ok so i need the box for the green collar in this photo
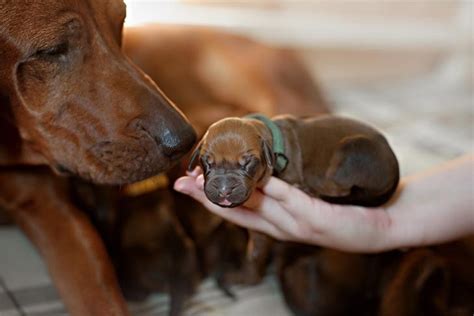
[245,113,289,173]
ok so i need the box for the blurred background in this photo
[0,1,472,315]
[124,0,473,175]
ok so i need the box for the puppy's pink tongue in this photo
[220,199,232,206]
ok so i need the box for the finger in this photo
[242,189,304,239]
[196,174,204,190]
[174,176,286,238]
[260,177,320,218]
[261,177,303,204]
[186,166,203,177]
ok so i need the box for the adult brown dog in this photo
[0,1,196,182]
[189,114,399,208]
[1,1,196,315]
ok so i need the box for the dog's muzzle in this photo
[204,173,252,208]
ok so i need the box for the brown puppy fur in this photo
[117,190,200,316]
[190,114,399,208]
[379,249,450,316]
[188,114,399,315]
[0,2,196,184]
[70,180,202,316]
[278,238,474,316]
[173,193,271,294]
[276,244,383,316]
[380,238,474,316]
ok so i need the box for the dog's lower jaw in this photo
[205,190,251,208]
[74,139,188,185]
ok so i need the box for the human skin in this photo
[174,154,474,253]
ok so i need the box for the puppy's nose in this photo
[218,186,233,198]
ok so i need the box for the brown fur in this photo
[0,169,129,316]
[190,114,399,207]
[117,190,200,316]
[278,238,474,316]
[1,2,198,315]
[190,114,400,316]
[0,2,196,183]
[123,25,329,137]
[109,24,331,300]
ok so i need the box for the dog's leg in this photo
[0,170,129,316]
[308,135,386,198]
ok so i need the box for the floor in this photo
[0,58,472,315]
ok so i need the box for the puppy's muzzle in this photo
[204,174,251,207]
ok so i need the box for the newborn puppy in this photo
[173,194,273,294]
[379,249,450,316]
[275,243,382,316]
[189,114,399,208]
[117,190,201,316]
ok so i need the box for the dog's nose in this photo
[128,107,196,160]
[158,123,196,159]
[218,186,233,198]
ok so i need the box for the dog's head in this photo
[188,118,274,207]
[0,0,196,184]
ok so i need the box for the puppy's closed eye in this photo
[241,156,260,175]
[200,154,214,173]
[239,155,252,167]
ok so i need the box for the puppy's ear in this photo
[187,141,203,172]
[262,140,274,169]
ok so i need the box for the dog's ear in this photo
[262,140,274,169]
[187,141,203,172]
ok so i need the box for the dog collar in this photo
[245,113,289,173]
[122,173,169,196]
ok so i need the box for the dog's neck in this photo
[273,118,305,186]
[245,114,289,174]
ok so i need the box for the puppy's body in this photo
[190,114,400,316]
[192,114,399,208]
[70,181,201,316]
[117,190,200,316]
[277,239,474,316]
[274,115,399,206]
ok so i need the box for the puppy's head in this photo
[0,0,196,184]
[188,118,274,207]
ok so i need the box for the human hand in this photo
[174,167,394,253]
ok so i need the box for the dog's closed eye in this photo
[239,155,251,167]
[34,42,69,61]
[241,155,260,175]
[201,155,214,173]
[29,19,82,63]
